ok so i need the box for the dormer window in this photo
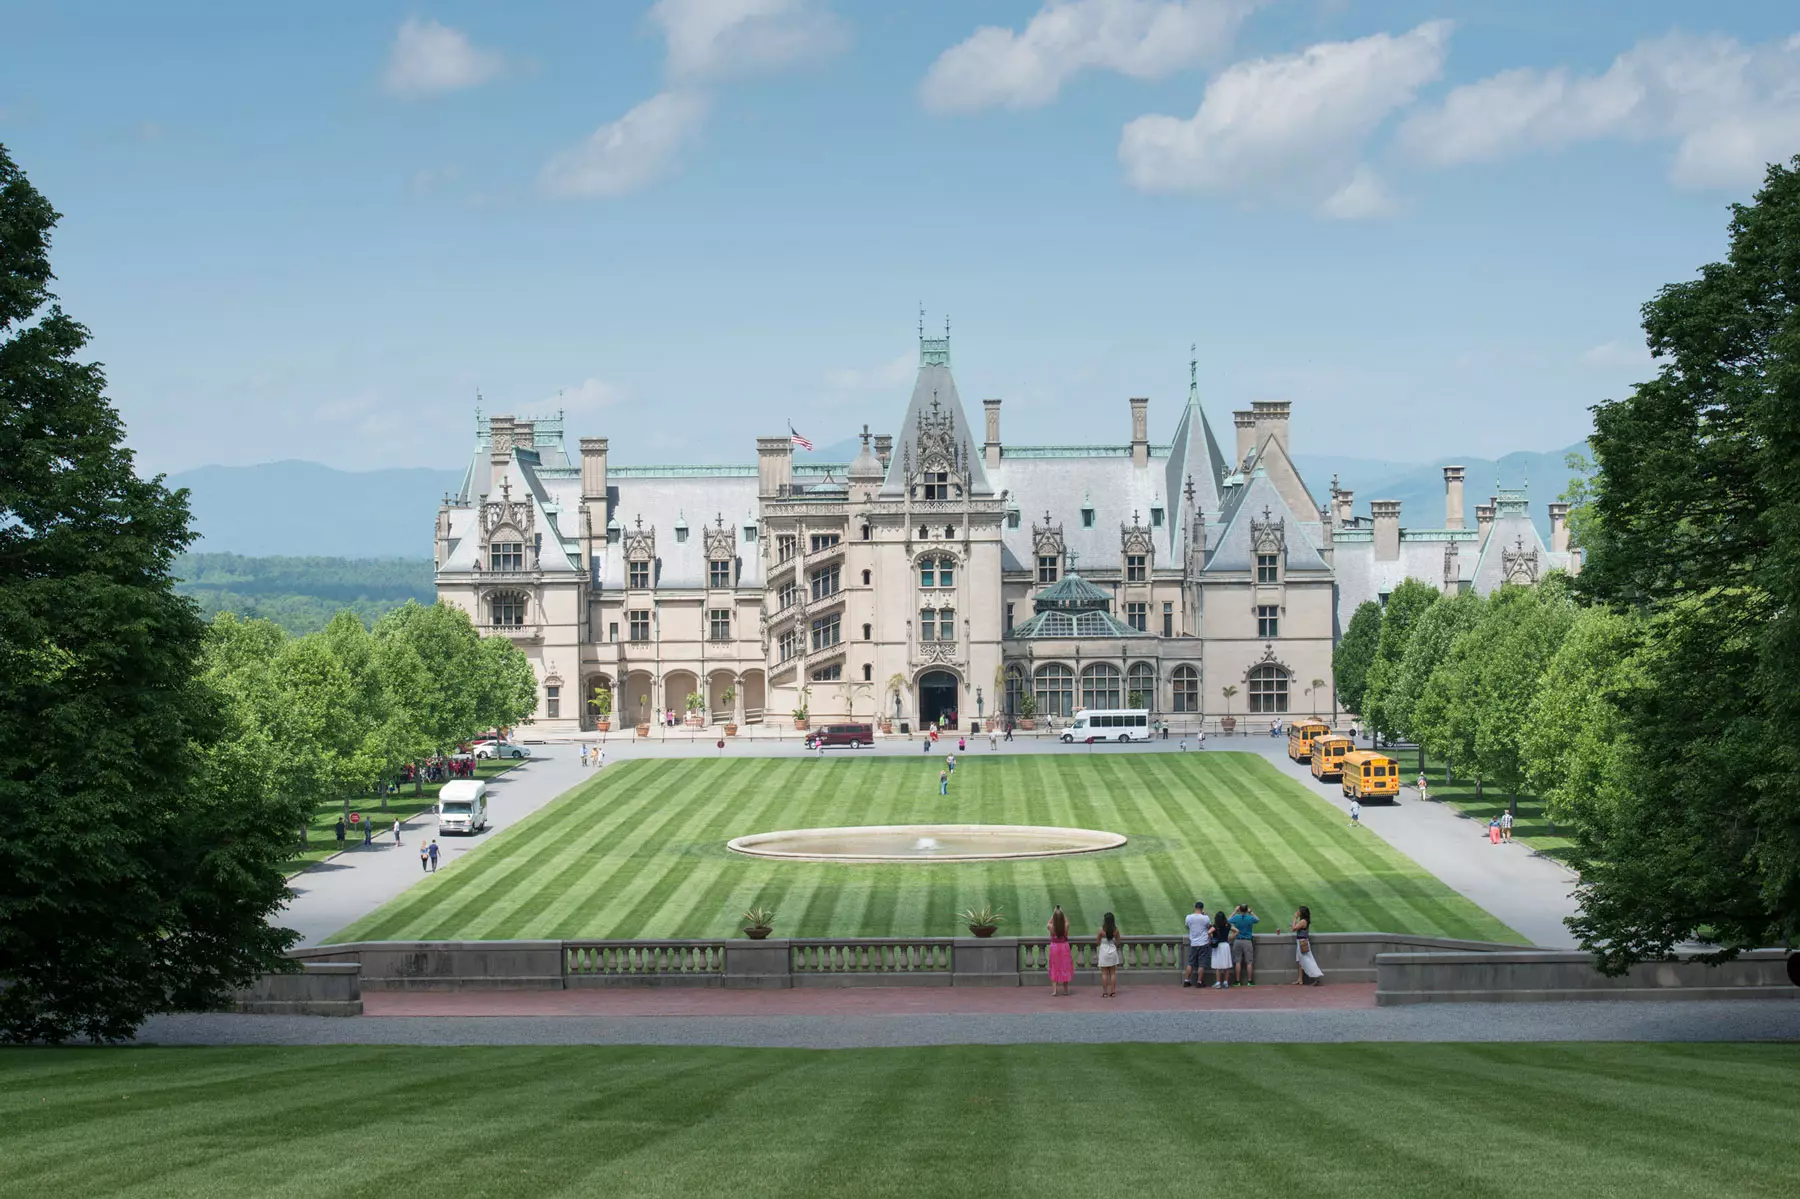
[1007,510,1021,529]
[1126,554,1147,583]
[709,559,733,589]
[923,471,950,501]
[1256,553,1279,584]
[743,522,758,542]
[1081,506,1095,528]
[1151,507,1164,527]
[489,542,524,571]
[629,560,651,589]
[1037,555,1059,584]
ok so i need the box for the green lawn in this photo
[331,752,1522,943]
[288,759,518,872]
[4,1044,1796,1198]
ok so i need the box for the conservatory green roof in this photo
[1006,571,1148,639]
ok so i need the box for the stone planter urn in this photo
[595,720,611,733]
[743,927,772,940]
[968,925,998,938]
[1018,718,1036,731]
[1221,717,1236,735]
[724,723,738,737]
[636,723,651,738]
[793,717,809,731]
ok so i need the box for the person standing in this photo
[1349,799,1361,829]
[334,818,346,847]
[1004,722,1013,743]
[580,746,589,767]
[923,737,932,755]
[1229,904,1258,986]
[419,844,430,873]
[428,840,440,872]
[939,769,949,796]
[362,820,373,846]
[957,736,966,753]
[393,819,402,845]
[1292,906,1324,986]
[597,746,606,769]
[989,728,998,750]
[1046,906,1074,997]
[1183,901,1210,988]
[1096,912,1123,998]
[946,753,956,776]
[1209,911,1236,989]
[1500,809,1514,843]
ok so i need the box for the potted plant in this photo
[588,685,613,733]
[684,690,706,727]
[1220,684,1238,735]
[1017,692,1037,731]
[636,695,650,738]
[720,686,737,736]
[959,904,1005,938]
[741,906,775,940]
[792,686,811,731]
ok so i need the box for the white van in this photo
[1060,709,1150,744]
[437,780,489,835]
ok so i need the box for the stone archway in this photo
[581,673,615,731]
[664,669,700,726]
[739,670,767,723]
[707,670,738,725]
[621,671,655,729]
[918,669,960,728]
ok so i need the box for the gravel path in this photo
[135,999,1800,1049]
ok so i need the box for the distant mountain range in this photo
[163,444,1586,558]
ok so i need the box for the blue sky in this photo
[3,1,1797,475]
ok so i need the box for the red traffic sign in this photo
[348,812,361,824]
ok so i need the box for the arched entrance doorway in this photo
[918,670,959,728]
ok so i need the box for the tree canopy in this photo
[1361,579,1439,742]
[1333,601,1382,719]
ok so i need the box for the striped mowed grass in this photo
[331,752,1523,943]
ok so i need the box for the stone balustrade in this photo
[565,940,726,987]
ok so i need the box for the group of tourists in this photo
[1039,902,1325,996]
[398,755,474,786]
[579,744,607,768]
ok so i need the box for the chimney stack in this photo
[1476,500,1496,547]
[488,415,515,469]
[756,436,794,498]
[1334,489,1355,528]
[1233,411,1257,467]
[1251,401,1291,456]
[511,420,535,455]
[579,437,609,504]
[1129,397,1149,467]
[874,433,893,468]
[1443,465,1466,530]
[1549,502,1570,553]
[983,399,1002,469]
[1371,500,1401,561]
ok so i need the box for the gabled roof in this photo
[879,345,994,498]
[1204,469,1331,575]
[1163,386,1227,555]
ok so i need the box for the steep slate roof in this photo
[1163,383,1228,552]
[1203,468,1331,575]
[879,349,994,498]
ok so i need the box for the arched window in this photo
[1171,665,1200,713]
[490,591,527,627]
[1005,667,1024,717]
[861,525,871,541]
[1081,663,1122,711]
[1034,663,1074,718]
[861,569,871,585]
[1248,664,1289,714]
[1127,662,1155,711]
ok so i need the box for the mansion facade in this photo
[434,334,1579,734]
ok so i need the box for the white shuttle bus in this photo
[1060,709,1150,744]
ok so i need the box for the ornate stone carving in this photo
[1243,642,1292,682]
[1442,539,1460,588]
[482,476,534,538]
[1032,511,1065,558]
[1249,505,1285,554]
[1502,536,1540,584]
[915,641,961,666]
[622,514,656,564]
[915,392,959,475]
[1121,510,1155,557]
[703,512,735,562]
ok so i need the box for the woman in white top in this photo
[1095,912,1123,997]
[1209,911,1236,989]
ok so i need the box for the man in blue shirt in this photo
[1228,904,1259,986]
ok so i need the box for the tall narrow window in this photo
[1126,554,1147,582]
[628,610,651,641]
[1081,506,1095,528]
[1256,605,1280,638]
[709,560,732,589]
[709,609,731,641]
[937,557,953,587]
[1037,555,1059,584]
[1005,603,1014,634]
[937,608,956,642]
[628,560,650,589]
[1256,553,1279,584]
[778,629,799,661]
[862,663,872,681]
[861,569,871,585]
[1126,601,1147,632]
[1162,601,1173,638]
[919,608,936,641]
[545,685,560,720]
[1151,507,1164,527]
[861,622,872,640]
[1171,665,1199,712]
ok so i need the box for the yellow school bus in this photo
[1310,734,1356,781]
[1285,721,1333,762]
[1341,751,1400,801]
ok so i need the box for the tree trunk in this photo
[1474,777,1483,799]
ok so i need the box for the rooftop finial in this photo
[1189,343,1197,396]
[919,303,924,340]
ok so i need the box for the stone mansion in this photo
[433,333,1579,734]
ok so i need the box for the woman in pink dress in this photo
[1046,906,1074,997]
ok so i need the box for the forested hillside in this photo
[173,553,435,634]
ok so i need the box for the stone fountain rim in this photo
[726,823,1128,863]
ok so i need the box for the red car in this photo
[805,723,874,750]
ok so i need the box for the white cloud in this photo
[652,0,847,83]
[383,18,505,97]
[824,355,913,391]
[1398,32,1800,190]
[539,91,710,199]
[547,378,623,412]
[922,0,1258,113]
[1118,21,1449,215]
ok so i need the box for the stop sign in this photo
[348,812,361,824]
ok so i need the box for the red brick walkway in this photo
[364,982,1375,1017]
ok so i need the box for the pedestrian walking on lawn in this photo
[1096,912,1123,997]
[1046,906,1074,997]
[334,818,345,846]
[393,819,402,845]
[1500,809,1514,843]
[939,769,949,796]
[1183,901,1210,987]
[946,754,956,775]
[1349,800,1361,828]
[1292,906,1324,986]
[1210,911,1236,989]
[419,844,430,872]
[1229,904,1258,985]
[428,840,440,871]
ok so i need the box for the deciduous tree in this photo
[1333,601,1381,719]
[1362,580,1439,744]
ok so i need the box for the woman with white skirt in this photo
[1291,906,1324,985]
[1095,912,1123,997]
[1209,911,1236,989]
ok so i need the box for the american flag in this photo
[789,424,813,451]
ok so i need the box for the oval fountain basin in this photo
[726,824,1126,863]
